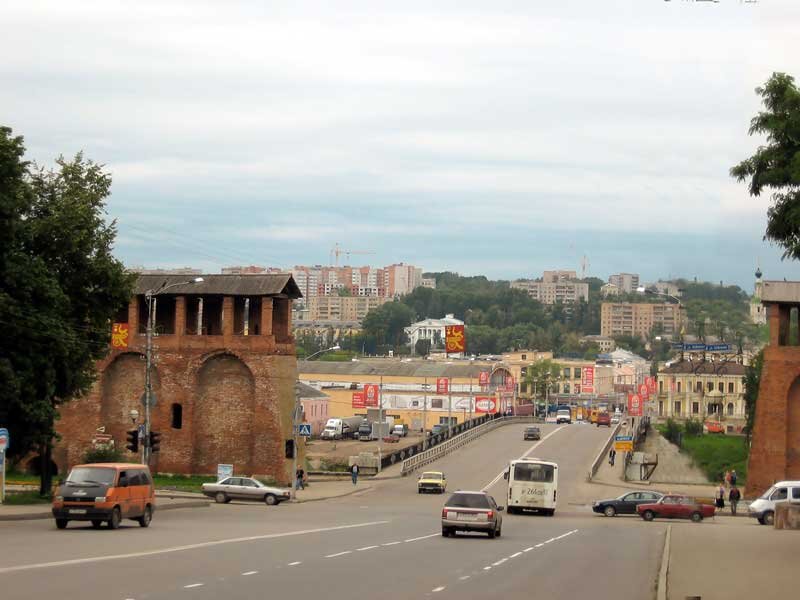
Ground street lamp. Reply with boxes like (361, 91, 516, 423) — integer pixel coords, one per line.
(143, 277, 203, 464)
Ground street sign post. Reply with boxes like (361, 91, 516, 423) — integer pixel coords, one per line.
(0, 427, 10, 504)
(297, 423, 312, 437)
(614, 434, 633, 452)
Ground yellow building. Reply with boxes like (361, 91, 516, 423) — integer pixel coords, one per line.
(600, 302, 682, 339)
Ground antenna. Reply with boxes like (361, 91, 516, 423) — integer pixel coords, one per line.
(580, 255, 590, 279)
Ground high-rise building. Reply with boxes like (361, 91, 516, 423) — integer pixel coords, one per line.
(608, 273, 640, 294)
(511, 270, 588, 305)
(383, 263, 423, 297)
(600, 302, 682, 339)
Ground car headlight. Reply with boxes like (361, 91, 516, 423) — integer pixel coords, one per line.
(95, 496, 106, 502)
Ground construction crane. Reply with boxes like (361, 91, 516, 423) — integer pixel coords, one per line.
(329, 242, 375, 267)
(580, 255, 590, 279)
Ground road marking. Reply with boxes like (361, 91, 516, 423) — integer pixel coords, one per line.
(404, 533, 438, 543)
(524, 547, 534, 552)
(535, 543, 544, 547)
(510, 552, 522, 558)
(241, 571, 258, 576)
(482, 426, 567, 490)
(483, 566, 492, 571)
(382, 541, 402, 546)
(325, 551, 352, 558)
(432, 586, 446, 592)
(288, 562, 302, 566)
(357, 546, 379, 551)
(492, 558, 507, 566)
(183, 583, 204, 589)
(0, 521, 390, 574)
(459, 575, 471, 580)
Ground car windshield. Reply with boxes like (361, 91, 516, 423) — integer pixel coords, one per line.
(761, 486, 776, 499)
(66, 467, 116, 486)
(513, 463, 554, 483)
(422, 473, 442, 480)
(446, 493, 490, 509)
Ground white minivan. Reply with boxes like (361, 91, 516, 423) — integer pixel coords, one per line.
(748, 480, 800, 525)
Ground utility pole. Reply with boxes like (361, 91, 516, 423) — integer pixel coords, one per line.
(291, 382, 301, 499)
(423, 376, 428, 446)
(447, 377, 452, 436)
(144, 291, 154, 465)
(378, 376, 383, 473)
(469, 374, 473, 423)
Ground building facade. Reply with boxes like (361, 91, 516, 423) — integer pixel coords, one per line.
(608, 273, 640, 294)
(54, 274, 302, 483)
(511, 278, 589, 305)
(305, 295, 390, 322)
(405, 314, 465, 354)
(600, 302, 682, 339)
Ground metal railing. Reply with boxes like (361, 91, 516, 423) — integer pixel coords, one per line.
(400, 415, 538, 476)
(587, 421, 622, 481)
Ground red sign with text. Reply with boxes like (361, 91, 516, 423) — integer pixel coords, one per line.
(581, 366, 595, 394)
(628, 393, 643, 416)
(364, 384, 380, 407)
(436, 377, 449, 395)
(646, 377, 656, 394)
(352, 392, 365, 409)
(638, 383, 649, 400)
(505, 376, 515, 392)
(474, 396, 498, 414)
(479, 371, 490, 386)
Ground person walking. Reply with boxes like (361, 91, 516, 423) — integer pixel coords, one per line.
(351, 463, 359, 486)
(730, 470, 738, 487)
(729, 486, 741, 516)
(724, 470, 731, 488)
(716, 484, 726, 510)
(609, 448, 616, 467)
(295, 468, 305, 491)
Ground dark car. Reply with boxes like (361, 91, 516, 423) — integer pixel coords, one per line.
(637, 494, 716, 522)
(523, 426, 541, 440)
(592, 491, 664, 517)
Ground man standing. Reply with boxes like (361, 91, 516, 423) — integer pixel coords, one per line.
(296, 467, 305, 491)
(609, 448, 617, 467)
(730, 470, 738, 487)
(729, 486, 741, 516)
(351, 463, 359, 486)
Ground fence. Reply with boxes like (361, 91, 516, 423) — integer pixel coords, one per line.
(622, 416, 651, 482)
(399, 415, 539, 475)
(587, 421, 622, 481)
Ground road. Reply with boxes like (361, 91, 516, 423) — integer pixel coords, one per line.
(0, 422, 667, 600)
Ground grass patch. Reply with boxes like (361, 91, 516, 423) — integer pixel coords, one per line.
(3, 491, 52, 505)
(6, 471, 39, 485)
(152, 473, 279, 492)
(680, 434, 748, 485)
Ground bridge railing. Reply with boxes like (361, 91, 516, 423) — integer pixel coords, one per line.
(400, 415, 538, 476)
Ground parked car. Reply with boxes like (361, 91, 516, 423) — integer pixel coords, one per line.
(596, 413, 611, 427)
(592, 491, 664, 517)
(523, 426, 541, 440)
(637, 494, 715, 522)
(431, 424, 447, 436)
(748, 480, 800, 525)
(441, 491, 503, 538)
(418, 471, 447, 494)
(392, 423, 409, 437)
(201, 477, 291, 505)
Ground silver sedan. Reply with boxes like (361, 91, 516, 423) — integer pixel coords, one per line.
(201, 477, 291, 505)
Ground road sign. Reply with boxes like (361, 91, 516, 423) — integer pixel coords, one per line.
(706, 343, 732, 352)
(217, 464, 234, 481)
(297, 423, 312, 437)
(138, 424, 146, 441)
(0, 428, 9, 452)
(140, 391, 158, 407)
(614, 434, 633, 452)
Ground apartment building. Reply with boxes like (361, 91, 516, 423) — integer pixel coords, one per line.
(306, 295, 390, 322)
(608, 273, 640, 294)
(383, 263, 423, 296)
(510, 278, 589, 305)
(600, 302, 682, 339)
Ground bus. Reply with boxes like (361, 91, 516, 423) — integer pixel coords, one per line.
(503, 458, 558, 515)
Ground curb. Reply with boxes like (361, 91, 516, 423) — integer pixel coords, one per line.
(0, 500, 210, 522)
(657, 524, 671, 600)
(295, 485, 372, 503)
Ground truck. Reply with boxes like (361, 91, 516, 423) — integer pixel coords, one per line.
(359, 418, 395, 441)
(320, 417, 363, 440)
(556, 409, 572, 424)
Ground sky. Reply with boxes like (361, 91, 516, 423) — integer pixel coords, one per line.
(2, 0, 799, 290)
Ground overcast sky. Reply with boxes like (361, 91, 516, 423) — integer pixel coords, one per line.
(3, 0, 799, 288)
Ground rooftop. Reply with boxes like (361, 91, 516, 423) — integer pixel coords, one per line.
(761, 280, 800, 303)
(659, 360, 746, 376)
(298, 359, 489, 378)
(134, 274, 302, 298)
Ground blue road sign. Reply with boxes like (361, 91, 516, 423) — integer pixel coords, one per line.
(706, 343, 732, 352)
(615, 435, 633, 442)
(683, 343, 706, 351)
(297, 423, 312, 437)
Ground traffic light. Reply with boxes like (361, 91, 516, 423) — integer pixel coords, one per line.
(125, 430, 139, 453)
(285, 439, 294, 459)
(149, 431, 162, 453)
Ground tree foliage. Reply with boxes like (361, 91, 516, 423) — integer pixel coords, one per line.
(523, 359, 563, 399)
(731, 72, 800, 260)
(743, 349, 764, 443)
(0, 126, 134, 493)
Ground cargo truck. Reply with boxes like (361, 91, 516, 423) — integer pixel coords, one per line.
(320, 417, 363, 440)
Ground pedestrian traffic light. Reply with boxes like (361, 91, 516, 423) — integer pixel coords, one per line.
(285, 439, 294, 459)
(125, 430, 139, 453)
(149, 431, 162, 453)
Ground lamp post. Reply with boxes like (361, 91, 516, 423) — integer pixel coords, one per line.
(143, 277, 203, 465)
(293, 345, 339, 499)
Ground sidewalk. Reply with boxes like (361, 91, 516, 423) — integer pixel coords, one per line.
(294, 479, 374, 502)
(0, 496, 210, 521)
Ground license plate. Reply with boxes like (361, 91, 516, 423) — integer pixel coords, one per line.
(457, 513, 479, 521)
(69, 509, 87, 515)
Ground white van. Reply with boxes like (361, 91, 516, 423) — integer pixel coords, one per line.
(556, 409, 571, 424)
(503, 458, 558, 515)
(748, 481, 800, 525)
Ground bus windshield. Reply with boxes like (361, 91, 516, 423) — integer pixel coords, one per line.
(513, 463, 554, 483)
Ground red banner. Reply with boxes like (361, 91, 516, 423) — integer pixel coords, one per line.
(474, 396, 497, 414)
(445, 325, 466, 353)
(478, 371, 489, 386)
(638, 383, 649, 400)
(111, 323, 129, 349)
(436, 377, 449, 395)
(352, 392, 365, 409)
(628, 393, 643, 416)
(581, 366, 595, 394)
(505, 376, 515, 392)
(364, 384, 380, 407)
(646, 376, 656, 394)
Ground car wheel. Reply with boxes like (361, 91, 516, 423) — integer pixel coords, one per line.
(488, 528, 496, 539)
(264, 494, 278, 506)
(91, 520, 103, 529)
(108, 507, 122, 530)
(642, 510, 655, 522)
(215, 492, 227, 504)
(138, 505, 153, 528)
(441, 528, 449, 537)
(690, 512, 703, 523)
(495, 526, 502, 538)
(55, 519, 68, 530)
(757, 516, 765, 525)
(763, 511, 775, 526)
(418, 489, 422, 494)
(604, 505, 616, 518)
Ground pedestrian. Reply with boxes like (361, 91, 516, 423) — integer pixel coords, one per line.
(724, 470, 731, 488)
(730, 470, 738, 487)
(729, 486, 741, 516)
(351, 463, 359, 486)
(609, 448, 617, 467)
(716, 484, 725, 510)
(295, 468, 305, 491)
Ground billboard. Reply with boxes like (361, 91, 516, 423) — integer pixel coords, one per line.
(445, 325, 466, 353)
(436, 377, 449, 395)
(628, 393, 643, 416)
(479, 371, 490, 386)
(352, 392, 365, 409)
(581, 366, 595, 394)
(364, 384, 380, 407)
(638, 383, 649, 400)
(504, 376, 515, 392)
(474, 396, 498, 414)
(111, 323, 129, 349)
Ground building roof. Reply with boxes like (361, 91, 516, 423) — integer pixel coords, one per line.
(405, 315, 464, 329)
(659, 360, 746, 376)
(134, 274, 302, 298)
(298, 359, 488, 378)
(761, 280, 800, 303)
(296, 382, 330, 399)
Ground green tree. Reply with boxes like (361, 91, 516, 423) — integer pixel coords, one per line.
(731, 72, 800, 260)
(361, 300, 415, 350)
(0, 128, 134, 495)
(743, 349, 764, 443)
(414, 338, 431, 357)
(524, 359, 563, 400)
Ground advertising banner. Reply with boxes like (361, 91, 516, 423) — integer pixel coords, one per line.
(646, 377, 656, 394)
(445, 325, 466, 353)
(352, 392, 365, 409)
(479, 371, 490, 386)
(111, 323, 129, 349)
(638, 383, 649, 400)
(436, 377, 449, 395)
(504, 376, 515, 392)
(581, 366, 595, 394)
(364, 384, 380, 407)
(614, 435, 634, 452)
(628, 393, 643, 416)
(474, 396, 497, 414)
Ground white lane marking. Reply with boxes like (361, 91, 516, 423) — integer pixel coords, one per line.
(432, 586, 446, 592)
(325, 551, 352, 558)
(183, 583, 204, 589)
(241, 571, 258, 576)
(510, 552, 522, 558)
(523, 547, 534, 552)
(459, 575, 471, 580)
(492, 558, 507, 566)
(482, 426, 567, 490)
(382, 541, 402, 546)
(0, 521, 390, 574)
(404, 533, 439, 543)
(483, 566, 492, 571)
(288, 562, 302, 566)
(357, 546, 379, 551)
(535, 543, 544, 548)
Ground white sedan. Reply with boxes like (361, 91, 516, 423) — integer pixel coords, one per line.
(202, 477, 292, 505)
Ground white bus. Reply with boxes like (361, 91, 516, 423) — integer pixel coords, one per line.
(503, 458, 558, 515)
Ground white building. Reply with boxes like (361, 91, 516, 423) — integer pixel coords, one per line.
(750, 268, 766, 325)
(608, 273, 640, 294)
(405, 314, 464, 354)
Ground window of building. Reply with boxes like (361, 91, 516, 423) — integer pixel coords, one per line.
(707, 382, 714, 392)
(674, 401, 681, 415)
(718, 382, 724, 393)
(659, 380, 664, 393)
(432, 399, 443, 409)
(171, 403, 183, 429)
(563, 368, 571, 378)
(574, 368, 581, 379)
(692, 402, 699, 414)
(658, 401, 663, 416)
(728, 382, 735, 394)
(677, 381, 682, 393)
(727, 402, 734, 416)
(563, 383, 570, 394)
(521, 354, 527, 360)
(696, 381, 703, 392)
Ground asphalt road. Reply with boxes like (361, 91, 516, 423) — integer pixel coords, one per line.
(0, 422, 666, 600)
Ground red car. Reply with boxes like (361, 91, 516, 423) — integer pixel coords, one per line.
(596, 413, 611, 427)
(637, 494, 716, 523)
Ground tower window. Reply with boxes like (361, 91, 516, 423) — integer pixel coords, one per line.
(171, 403, 183, 429)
